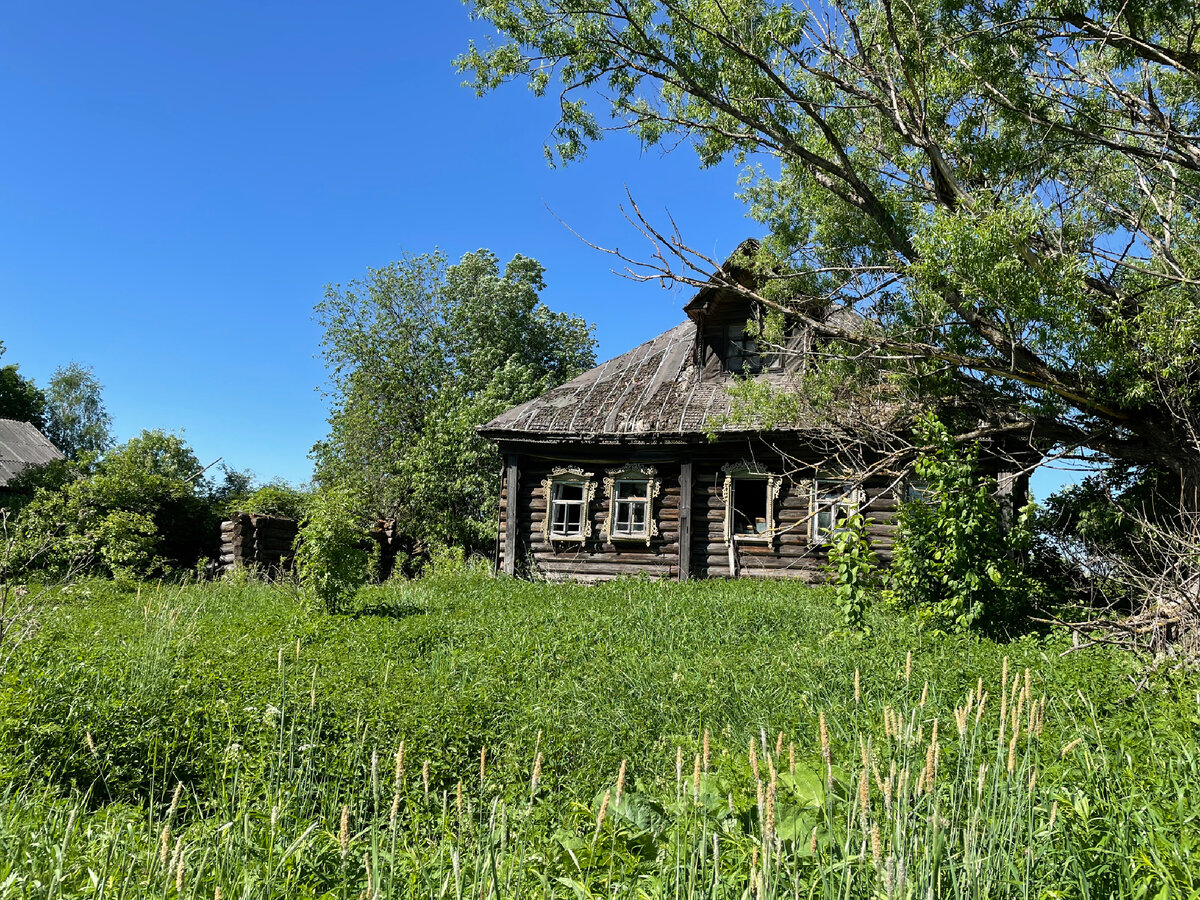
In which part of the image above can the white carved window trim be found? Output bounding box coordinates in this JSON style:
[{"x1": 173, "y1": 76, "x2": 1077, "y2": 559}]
[
  {"x1": 720, "y1": 462, "x2": 784, "y2": 545},
  {"x1": 600, "y1": 466, "x2": 660, "y2": 545},
  {"x1": 810, "y1": 479, "x2": 866, "y2": 545},
  {"x1": 541, "y1": 467, "x2": 596, "y2": 543}
]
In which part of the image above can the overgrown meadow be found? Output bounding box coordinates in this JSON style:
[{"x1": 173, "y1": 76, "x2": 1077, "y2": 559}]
[{"x1": 1, "y1": 572, "x2": 1197, "y2": 898}]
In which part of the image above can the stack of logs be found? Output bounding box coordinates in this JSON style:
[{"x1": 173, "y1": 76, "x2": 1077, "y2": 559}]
[
  {"x1": 219, "y1": 513, "x2": 300, "y2": 576},
  {"x1": 218, "y1": 514, "x2": 404, "y2": 580}
]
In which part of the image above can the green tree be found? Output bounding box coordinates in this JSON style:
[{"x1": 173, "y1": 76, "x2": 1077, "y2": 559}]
[
  {"x1": 313, "y1": 249, "x2": 595, "y2": 558},
  {"x1": 11, "y1": 429, "x2": 218, "y2": 578},
  {"x1": 458, "y1": 0, "x2": 1200, "y2": 498},
  {"x1": 42, "y1": 362, "x2": 113, "y2": 460},
  {"x1": 0, "y1": 342, "x2": 47, "y2": 429}
]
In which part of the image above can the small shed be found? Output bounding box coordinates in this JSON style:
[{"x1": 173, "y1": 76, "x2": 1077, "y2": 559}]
[{"x1": 0, "y1": 418, "x2": 64, "y2": 493}]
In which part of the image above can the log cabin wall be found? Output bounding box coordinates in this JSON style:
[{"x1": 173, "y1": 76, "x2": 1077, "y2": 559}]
[{"x1": 496, "y1": 442, "x2": 907, "y2": 584}]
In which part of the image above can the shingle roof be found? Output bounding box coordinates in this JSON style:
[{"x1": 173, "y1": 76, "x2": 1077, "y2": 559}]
[
  {"x1": 479, "y1": 321, "x2": 807, "y2": 443},
  {"x1": 0, "y1": 419, "x2": 64, "y2": 486}
]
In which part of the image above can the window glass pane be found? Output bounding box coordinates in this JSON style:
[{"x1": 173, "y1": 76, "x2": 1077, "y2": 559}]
[
  {"x1": 616, "y1": 480, "x2": 645, "y2": 500},
  {"x1": 555, "y1": 482, "x2": 583, "y2": 503},
  {"x1": 615, "y1": 501, "x2": 632, "y2": 533},
  {"x1": 631, "y1": 503, "x2": 646, "y2": 530}
]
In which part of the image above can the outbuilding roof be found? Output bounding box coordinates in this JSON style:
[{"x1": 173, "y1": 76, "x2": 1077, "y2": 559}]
[{"x1": 0, "y1": 419, "x2": 64, "y2": 486}]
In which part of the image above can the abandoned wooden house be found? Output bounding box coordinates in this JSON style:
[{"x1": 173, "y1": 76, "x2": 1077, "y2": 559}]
[
  {"x1": 0, "y1": 418, "x2": 64, "y2": 502},
  {"x1": 479, "y1": 253, "x2": 1028, "y2": 583}
]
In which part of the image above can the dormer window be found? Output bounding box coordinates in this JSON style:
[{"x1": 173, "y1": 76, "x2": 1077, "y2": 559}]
[{"x1": 722, "y1": 322, "x2": 763, "y2": 374}]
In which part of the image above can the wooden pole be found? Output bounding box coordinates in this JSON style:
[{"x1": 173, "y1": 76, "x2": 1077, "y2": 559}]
[
  {"x1": 678, "y1": 459, "x2": 693, "y2": 582},
  {"x1": 503, "y1": 454, "x2": 520, "y2": 576}
]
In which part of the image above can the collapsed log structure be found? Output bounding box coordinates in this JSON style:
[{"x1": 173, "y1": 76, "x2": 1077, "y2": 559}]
[{"x1": 219, "y1": 513, "x2": 299, "y2": 576}]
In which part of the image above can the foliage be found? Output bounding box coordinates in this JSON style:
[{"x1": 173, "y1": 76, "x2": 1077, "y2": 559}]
[
  {"x1": 0, "y1": 576, "x2": 1196, "y2": 898},
  {"x1": 822, "y1": 507, "x2": 877, "y2": 632},
  {"x1": 8, "y1": 429, "x2": 219, "y2": 578},
  {"x1": 886, "y1": 417, "x2": 1040, "y2": 632},
  {"x1": 41, "y1": 361, "x2": 112, "y2": 460},
  {"x1": 223, "y1": 478, "x2": 312, "y2": 521},
  {"x1": 458, "y1": 0, "x2": 1200, "y2": 543},
  {"x1": 294, "y1": 486, "x2": 369, "y2": 612},
  {"x1": 313, "y1": 249, "x2": 595, "y2": 559},
  {"x1": 0, "y1": 341, "x2": 47, "y2": 429}
]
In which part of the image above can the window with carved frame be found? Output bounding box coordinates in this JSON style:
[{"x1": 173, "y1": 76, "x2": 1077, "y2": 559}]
[
  {"x1": 721, "y1": 464, "x2": 784, "y2": 544},
  {"x1": 810, "y1": 479, "x2": 863, "y2": 544},
  {"x1": 601, "y1": 466, "x2": 660, "y2": 544},
  {"x1": 541, "y1": 468, "x2": 596, "y2": 543}
]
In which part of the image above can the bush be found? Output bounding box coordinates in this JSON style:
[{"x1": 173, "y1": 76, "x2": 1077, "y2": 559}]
[
  {"x1": 886, "y1": 415, "x2": 1040, "y2": 632},
  {"x1": 823, "y1": 508, "x2": 878, "y2": 632},
  {"x1": 295, "y1": 487, "x2": 370, "y2": 612}
]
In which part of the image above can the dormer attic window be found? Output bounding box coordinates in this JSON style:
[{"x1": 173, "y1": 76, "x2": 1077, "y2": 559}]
[{"x1": 723, "y1": 322, "x2": 763, "y2": 374}]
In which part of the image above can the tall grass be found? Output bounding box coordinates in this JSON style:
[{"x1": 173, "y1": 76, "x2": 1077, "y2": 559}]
[{"x1": 0, "y1": 575, "x2": 1196, "y2": 897}]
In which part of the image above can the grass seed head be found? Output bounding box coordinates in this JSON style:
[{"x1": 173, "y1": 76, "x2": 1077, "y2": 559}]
[
  {"x1": 423, "y1": 760, "x2": 432, "y2": 802},
  {"x1": 788, "y1": 741, "x2": 795, "y2": 775},
  {"x1": 858, "y1": 767, "x2": 870, "y2": 818},
  {"x1": 594, "y1": 789, "x2": 610, "y2": 838},
  {"x1": 775, "y1": 730, "x2": 784, "y2": 757},
  {"x1": 159, "y1": 824, "x2": 170, "y2": 866},
  {"x1": 676, "y1": 746, "x2": 683, "y2": 790},
  {"x1": 394, "y1": 742, "x2": 405, "y2": 785},
  {"x1": 615, "y1": 758, "x2": 627, "y2": 806},
  {"x1": 905, "y1": 650, "x2": 912, "y2": 682},
  {"x1": 819, "y1": 711, "x2": 830, "y2": 765},
  {"x1": 871, "y1": 824, "x2": 883, "y2": 870},
  {"x1": 703, "y1": 729, "x2": 711, "y2": 771},
  {"x1": 854, "y1": 667, "x2": 861, "y2": 704},
  {"x1": 339, "y1": 805, "x2": 350, "y2": 858},
  {"x1": 920, "y1": 681, "x2": 929, "y2": 707},
  {"x1": 693, "y1": 752, "x2": 702, "y2": 801},
  {"x1": 1007, "y1": 732, "x2": 1018, "y2": 775},
  {"x1": 1060, "y1": 738, "x2": 1082, "y2": 759},
  {"x1": 529, "y1": 752, "x2": 542, "y2": 801},
  {"x1": 977, "y1": 762, "x2": 987, "y2": 796},
  {"x1": 479, "y1": 746, "x2": 487, "y2": 783},
  {"x1": 749, "y1": 739, "x2": 760, "y2": 780}
]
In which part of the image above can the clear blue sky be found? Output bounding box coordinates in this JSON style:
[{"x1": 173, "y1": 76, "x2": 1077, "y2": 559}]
[{"x1": 0, "y1": 2, "x2": 1073, "y2": 497}]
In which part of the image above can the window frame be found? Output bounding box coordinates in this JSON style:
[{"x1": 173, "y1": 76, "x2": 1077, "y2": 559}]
[
  {"x1": 810, "y1": 479, "x2": 863, "y2": 545},
  {"x1": 721, "y1": 465, "x2": 783, "y2": 545},
  {"x1": 540, "y1": 467, "x2": 596, "y2": 544},
  {"x1": 601, "y1": 466, "x2": 660, "y2": 545}
]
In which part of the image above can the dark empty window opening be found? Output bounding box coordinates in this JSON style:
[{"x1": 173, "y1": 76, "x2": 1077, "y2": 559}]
[
  {"x1": 549, "y1": 481, "x2": 586, "y2": 538},
  {"x1": 732, "y1": 478, "x2": 769, "y2": 537},
  {"x1": 723, "y1": 323, "x2": 764, "y2": 374}
]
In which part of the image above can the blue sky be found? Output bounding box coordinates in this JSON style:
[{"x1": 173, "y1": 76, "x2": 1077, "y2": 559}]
[
  {"x1": 0, "y1": 2, "x2": 1075, "y2": 497},
  {"x1": 0, "y1": 2, "x2": 754, "y2": 487}
]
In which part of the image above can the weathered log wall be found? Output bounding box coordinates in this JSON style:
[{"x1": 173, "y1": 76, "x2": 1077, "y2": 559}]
[
  {"x1": 496, "y1": 445, "x2": 907, "y2": 584},
  {"x1": 219, "y1": 513, "x2": 299, "y2": 576}
]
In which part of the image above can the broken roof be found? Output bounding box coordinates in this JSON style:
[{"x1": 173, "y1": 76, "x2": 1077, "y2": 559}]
[{"x1": 0, "y1": 419, "x2": 64, "y2": 486}]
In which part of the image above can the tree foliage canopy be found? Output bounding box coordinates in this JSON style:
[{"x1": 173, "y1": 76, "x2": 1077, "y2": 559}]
[
  {"x1": 312, "y1": 249, "x2": 596, "y2": 556},
  {"x1": 0, "y1": 342, "x2": 47, "y2": 430},
  {"x1": 459, "y1": 0, "x2": 1200, "y2": 490},
  {"x1": 43, "y1": 362, "x2": 113, "y2": 461}
]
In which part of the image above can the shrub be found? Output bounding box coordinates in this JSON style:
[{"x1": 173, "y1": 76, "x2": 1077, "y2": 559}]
[
  {"x1": 886, "y1": 415, "x2": 1040, "y2": 632},
  {"x1": 823, "y1": 508, "x2": 878, "y2": 632},
  {"x1": 295, "y1": 486, "x2": 369, "y2": 612}
]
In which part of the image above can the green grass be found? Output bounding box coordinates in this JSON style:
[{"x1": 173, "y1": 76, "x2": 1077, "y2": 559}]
[{"x1": 1, "y1": 571, "x2": 1198, "y2": 898}]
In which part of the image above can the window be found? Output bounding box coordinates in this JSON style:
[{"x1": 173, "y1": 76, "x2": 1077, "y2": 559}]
[
  {"x1": 721, "y1": 466, "x2": 783, "y2": 544},
  {"x1": 601, "y1": 466, "x2": 660, "y2": 544},
  {"x1": 811, "y1": 480, "x2": 860, "y2": 543},
  {"x1": 722, "y1": 322, "x2": 763, "y2": 374},
  {"x1": 612, "y1": 480, "x2": 649, "y2": 537},
  {"x1": 903, "y1": 479, "x2": 932, "y2": 503},
  {"x1": 540, "y1": 468, "x2": 596, "y2": 543},
  {"x1": 731, "y1": 478, "x2": 769, "y2": 537},
  {"x1": 549, "y1": 481, "x2": 586, "y2": 538}
]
